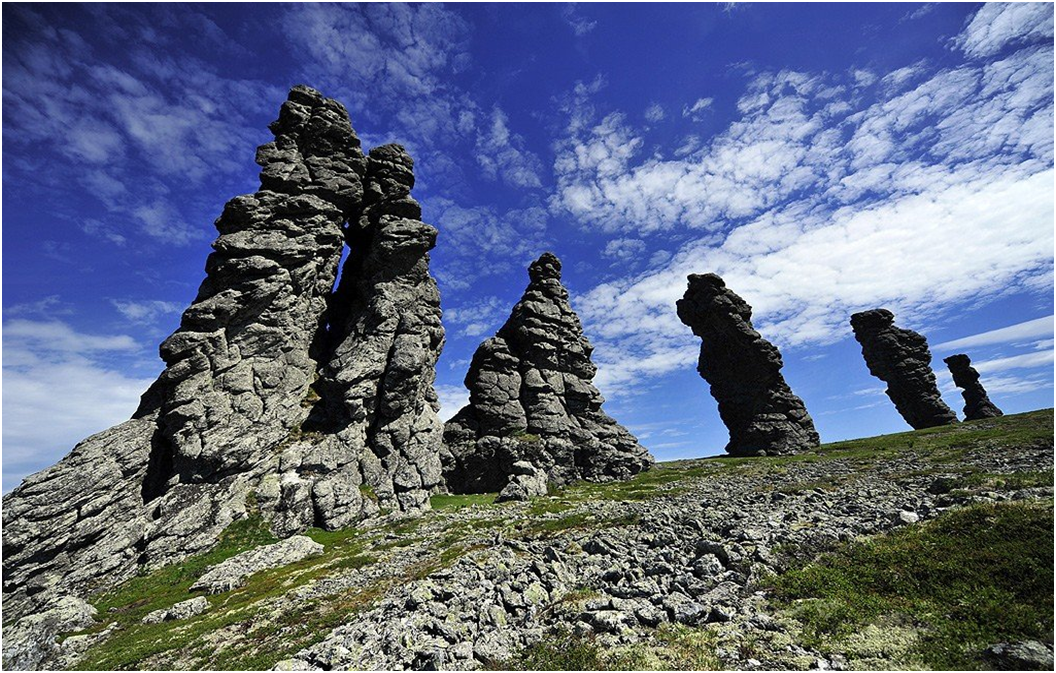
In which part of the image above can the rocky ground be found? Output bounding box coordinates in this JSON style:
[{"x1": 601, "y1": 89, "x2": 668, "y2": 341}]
[{"x1": 13, "y1": 410, "x2": 1053, "y2": 671}]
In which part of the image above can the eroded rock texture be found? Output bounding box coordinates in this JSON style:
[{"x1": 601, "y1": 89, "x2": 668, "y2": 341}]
[
  {"x1": 1, "y1": 86, "x2": 445, "y2": 631},
  {"x1": 676, "y1": 273, "x2": 819, "y2": 456},
  {"x1": 442, "y1": 252, "x2": 653, "y2": 493},
  {"x1": 850, "y1": 309, "x2": 957, "y2": 429},
  {"x1": 943, "y1": 354, "x2": 1003, "y2": 420}
]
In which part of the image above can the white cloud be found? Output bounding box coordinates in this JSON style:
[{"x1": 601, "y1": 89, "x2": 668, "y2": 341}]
[
  {"x1": 683, "y1": 97, "x2": 714, "y2": 120},
  {"x1": 111, "y1": 299, "x2": 183, "y2": 325},
  {"x1": 933, "y1": 315, "x2": 1054, "y2": 351},
  {"x1": 561, "y1": 4, "x2": 597, "y2": 37},
  {"x1": 953, "y1": 2, "x2": 1054, "y2": 58},
  {"x1": 901, "y1": 3, "x2": 937, "y2": 23},
  {"x1": 2, "y1": 319, "x2": 157, "y2": 492},
  {"x1": 602, "y1": 238, "x2": 647, "y2": 262},
  {"x1": 718, "y1": 0, "x2": 751, "y2": 14},
  {"x1": 475, "y1": 107, "x2": 544, "y2": 189},
  {"x1": 444, "y1": 296, "x2": 508, "y2": 337},
  {"x1": 557, "y1": 12, "x2": 1054, "y2": 398},
  {"x1": 644, "y1": 103, "x2": 665, "y2": 123},
  {"x1": 435, "y1": 384, "x2": 470, "y2": 422},
  {"x1": 973, "y1": 350, "x2": 1056, "y2": 375}
]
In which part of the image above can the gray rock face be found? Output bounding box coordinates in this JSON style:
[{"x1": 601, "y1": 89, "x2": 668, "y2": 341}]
[
  {"x1": 943, "y1": 354, "x2": 1003, "y2": 420},
  {"x1": 850, "y1": 309, "x2": 958, "y2": 429},
  {"x1": 1, "y1": 596, "x2": 97, "y2": 670},
  {"x1": 984, "y1": 640, "x2": 1054, "y2": 671},
  {"x1": 675, "y1": 273, "x2": 819, "y2": 456},
  {"x1": 443, "y1": 252, "x2": 653, "y2": 493},
  {"x1": 2, "y1": 85, "x2": 445, "y2": 631},
  {"x1": 191, "y1": 536, "x2": 324, "y2": 594}
]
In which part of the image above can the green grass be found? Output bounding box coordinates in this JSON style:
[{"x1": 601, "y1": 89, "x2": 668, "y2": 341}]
[
  {"x1": 770, "y1": 500, "x2": 1054, "y2": 670},
  {"x1": 429, "y1": 492, "x2": 498, "y2": 509}
]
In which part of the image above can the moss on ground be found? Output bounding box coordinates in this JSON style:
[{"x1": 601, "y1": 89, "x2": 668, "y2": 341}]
[
  {"x1": 770, "y1": 500, "x2": 1055, "y2": 670},
  {"x1": 429, "y1": 492, "x2": 498, "y2": 509}
]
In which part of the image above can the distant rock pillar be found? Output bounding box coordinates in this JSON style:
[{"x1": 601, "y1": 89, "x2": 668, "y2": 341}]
[
  {"x1": 676, "y1": 273, "x2": 820, "y2": 456},
  {"x1": 849, "y1": 309, "x2": 958, "y2": 429},
  {"x1": 943, "y1": 354, "x2": 1003, "y2": 420}
]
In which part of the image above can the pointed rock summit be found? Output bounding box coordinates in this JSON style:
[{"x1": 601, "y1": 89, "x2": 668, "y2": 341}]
[
  {"x1": 850, "y1": 308, "x2": 957, "y2": 429},
  {"x1": 943, "y1": 354, "x2": 1003, "y2": 420},
  {"x1": 442, "y1": 252, "x2": 653, "y2": 494},
  {"x1": 676, "y1": 273, "x2": 819, "y2": 456},
  {"x1": 2, "y1": 86, "x2": 445, "y2": 622}
]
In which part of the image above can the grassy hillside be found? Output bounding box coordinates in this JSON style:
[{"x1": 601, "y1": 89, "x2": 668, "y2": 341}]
[{"x1": 71, "y1": 409, "x2": 1053, "y2": 670}]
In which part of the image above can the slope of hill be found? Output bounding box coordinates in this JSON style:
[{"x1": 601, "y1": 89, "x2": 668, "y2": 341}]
[{"x1": 9, "y1": 410, "x2": 1053, "y2": 671}]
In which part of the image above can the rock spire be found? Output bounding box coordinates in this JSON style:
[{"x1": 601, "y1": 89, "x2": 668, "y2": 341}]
[
  {"x1": 943, "y1": 354, "x2": 1003, "y2": 420},
  {"x1": 849, "y1": 308, "x2": 957, "y2": 429},
  {"x1": 2, "y1": 85, "x2": 445, "y2": 622},
  {"x1": 676, "y1": 273, "x2": 819, "y2": 456},
  {"x1": 442, "y1": 252, "x2": 653, "y2": 494}
]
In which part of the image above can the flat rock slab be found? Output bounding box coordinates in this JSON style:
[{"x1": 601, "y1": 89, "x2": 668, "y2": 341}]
[{"x1": 191, "y1": 536, "x2": 324, "y2": 594}]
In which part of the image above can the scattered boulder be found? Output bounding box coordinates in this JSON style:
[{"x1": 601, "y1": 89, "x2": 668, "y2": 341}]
[
  {"x1": 142, "y1": 596, "x2": 210, "y2": 624},
  {"x1": 984, "y1": 640, "x2": 1054, "y2": 670},
  {"x1": 191, "y1": 535, "x2": 324, "y2": 594},
  {"x1": 943, "y1": 354, "x2": 1003, "y2": 420},
  {"x1": 849, "y1": 309, "x2": 958, "y2": 429},
  {"x1": 496, "y1": 462, "x2": 549, "y2": 502},
  {"x1": 442, "y1": 252, "x2": 653, "y2": 493},
  {"x1": 2, "y1": 85, "x2": 446, "y2": 627},
  {"x1": 675, "y1": 273, "x2": 820, "y2": 456}
]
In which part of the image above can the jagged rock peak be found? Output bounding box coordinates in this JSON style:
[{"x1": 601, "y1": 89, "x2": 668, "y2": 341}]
[
  {"x1": 442, "y1": 252, "x2": 653, "y2": 494},
  {"x1": 676, "y1": 273, "x2": 820, "y2": 457},
  {"x1": 943, "y1": 353, "x2": 1003, "y2": 420},
  {"x1": 850, "y1": 308, "x2": 958, "y2": 429},
  {"x1": 1, "y1": 85, "x2": 446, "y2": 637}
]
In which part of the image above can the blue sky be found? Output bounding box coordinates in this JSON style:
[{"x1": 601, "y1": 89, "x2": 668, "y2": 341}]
[{"x1": 3, "y1": 2, "x2": 1053, "y2": 492}]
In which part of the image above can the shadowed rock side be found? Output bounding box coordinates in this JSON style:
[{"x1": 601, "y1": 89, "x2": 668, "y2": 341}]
[
  {"x1": 676, "y1": 273, "x2": 819, "y2": 457},
  {"x1": 1, "y1": 85, "x2": 445, "y2": 627},
  {"x1": 442, "y1": 252, "x2": 653, "y2": 494},
  {"x1": 850, "y1": 309, "x2": 958, "y2": 429},
  {"x1": 943, "y1": 354, "x2": 1003, "y2": 420}
]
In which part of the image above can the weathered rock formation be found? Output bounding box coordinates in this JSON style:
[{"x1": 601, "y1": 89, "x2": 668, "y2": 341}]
[
  {"x1": 943, "y1": 354, "x2": 1003, "y2": 420},
  {"x1": 2, "y1": 86, "x2": 445, "y2": 628},
  {"x1": 850, "y1": 309, "x2": 958, "y2": 429},
  {"x1": 675, "y1": 273, "x2": 819, "y2": 456},
  {"x1": 442, "y1": 252, "x2": 653, "y2": 493}
]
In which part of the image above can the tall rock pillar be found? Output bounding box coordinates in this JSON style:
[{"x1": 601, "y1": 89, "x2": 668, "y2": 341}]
[{"x1": 943, "y1": 354, "x2": 1003, "y2": 420}]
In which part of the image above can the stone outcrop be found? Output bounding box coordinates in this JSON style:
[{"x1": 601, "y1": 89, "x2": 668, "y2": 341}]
[
  {"x1": 943, "y1": 354, "x2": 1003, "y2": 420},
  {"x1": 850, "y1": 309, "x2": 957, "y2": 429},
  {"x1": 675, "y1": 273, "x2": 819, "y2": 456},
  {"x1": 2, "y1": 86, "x2": 445, "y2": 631},
  {"x1": 442, "y1": 252, "x2": 653, "y2": 494},
  {"x1": 191, "y1": 536, "x2": 324, "y2": 594}
]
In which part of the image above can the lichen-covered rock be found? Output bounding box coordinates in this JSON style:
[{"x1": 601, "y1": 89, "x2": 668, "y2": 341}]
[
  {"x1": 142, "y1": 596, "x2": 210, "y2": 624},
  {"x1": 675, "y1": 273, "x2": 819, "y2": 456},
  {"x1": 943, "y1": 354, "x2": 1003, "y2": 420},
  {"x1": 1, "y1": 596, "x2": 97, "y2": 670},
  {"x1": 850, "y1": 309, "x2": 958, "y2": 429},
  {"x1": 443, "y1": 253, "x2": 653, "y2": 493},
  {"x1": 191, "y1": 536, "x2": 324, "y2": 594},
  {"x1": 2, "y1": 85, "x2": 446, "y2": 639}
]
